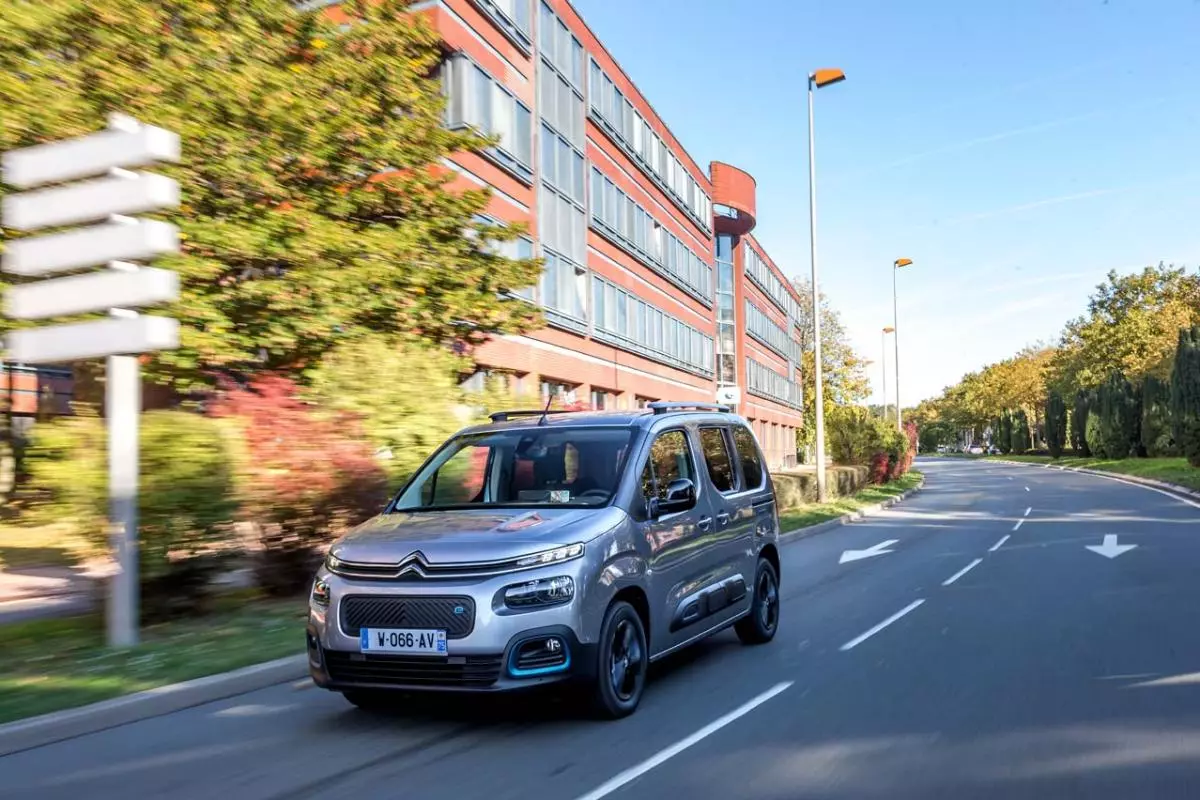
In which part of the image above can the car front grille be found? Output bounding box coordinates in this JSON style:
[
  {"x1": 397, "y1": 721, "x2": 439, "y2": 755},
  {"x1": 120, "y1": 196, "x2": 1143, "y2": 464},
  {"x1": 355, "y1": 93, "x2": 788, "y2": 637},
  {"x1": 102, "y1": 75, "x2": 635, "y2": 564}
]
[
  {"x1": 340, "y1": 595, "x2": 475, "y2": 639},
  {"x1": 324, "y1": 651, "x2": 502, "y2": 688}
]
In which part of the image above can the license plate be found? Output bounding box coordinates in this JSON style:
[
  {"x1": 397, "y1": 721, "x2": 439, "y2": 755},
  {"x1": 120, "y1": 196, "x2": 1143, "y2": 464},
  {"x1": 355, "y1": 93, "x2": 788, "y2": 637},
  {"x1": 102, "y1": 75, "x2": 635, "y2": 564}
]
[{"x1": 360, "y1": 628, "x2": 447, "y2": 655}]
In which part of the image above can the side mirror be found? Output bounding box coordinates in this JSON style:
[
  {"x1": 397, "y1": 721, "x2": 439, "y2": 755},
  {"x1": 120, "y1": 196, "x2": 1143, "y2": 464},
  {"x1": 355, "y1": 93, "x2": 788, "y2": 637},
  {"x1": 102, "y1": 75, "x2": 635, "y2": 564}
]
[{"x1": 651, "y1": 478, "x2": 696, "y2": 517}]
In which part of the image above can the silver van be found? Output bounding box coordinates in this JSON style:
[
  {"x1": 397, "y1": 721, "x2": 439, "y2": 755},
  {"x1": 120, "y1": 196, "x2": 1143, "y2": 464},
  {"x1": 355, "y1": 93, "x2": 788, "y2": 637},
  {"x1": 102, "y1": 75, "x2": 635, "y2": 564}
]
[{"x1": 307, "y1": 402, "x2": 783, "y2": 718}]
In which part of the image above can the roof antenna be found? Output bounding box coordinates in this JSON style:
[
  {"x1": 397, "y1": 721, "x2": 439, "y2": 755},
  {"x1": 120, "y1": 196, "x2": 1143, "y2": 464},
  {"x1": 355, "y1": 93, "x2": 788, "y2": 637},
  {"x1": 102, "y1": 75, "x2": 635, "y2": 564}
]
[{"x1": 537, "y1": 391, "x2": 553, "y2": 426}]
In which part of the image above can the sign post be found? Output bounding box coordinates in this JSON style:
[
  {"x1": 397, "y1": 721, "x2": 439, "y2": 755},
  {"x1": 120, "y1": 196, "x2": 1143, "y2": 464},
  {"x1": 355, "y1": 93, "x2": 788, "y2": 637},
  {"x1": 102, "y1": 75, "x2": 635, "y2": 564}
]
[{"x1": 2, "y1": 113, "x2": 182, "y2": 647}]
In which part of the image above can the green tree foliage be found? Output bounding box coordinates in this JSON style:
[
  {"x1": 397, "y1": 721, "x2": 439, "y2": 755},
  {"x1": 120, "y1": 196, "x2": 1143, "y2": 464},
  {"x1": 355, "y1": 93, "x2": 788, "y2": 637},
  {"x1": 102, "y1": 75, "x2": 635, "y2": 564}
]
[
  {"x1": 0, "y1": 0, "x2": 542, "y2": 392},
  {"x1": 1045, "y1": 391, "x2": 1068, "y2": 459},
  {"x1": 1050, "y1": 265, "x2": 1200, "y2": 396},
  {"x1": 1170, "y1": 326, "x2": 1200, "y2": 466},
  {"x1": 1095, "y1": 372, "x2": 1140, "y2": 459},
  {"x1": 825, "y1": 406, "x2": 907, "y2": 471},
  {"x1": 997, "y1": 410, "x2": 1013, "y2": 455},
  {"x1": 1140, "y1": 376, "x2": 1173, "y2": 457},
  {"x1": 1010, "y1": 409, "x2": 1030, "y2": 455},
  {"x1": 1085, "y1": 409, "x2": 1104, "y2": 458},
  {"x1": 307, "y1": 337, "x2": 474, "y2": 487},
  {"x1": 24, "y1": 410, "x2": 239, "y2": 617},
  {"x1": 1072, "y1": 389, "x2": 1093, "y2": 457}
]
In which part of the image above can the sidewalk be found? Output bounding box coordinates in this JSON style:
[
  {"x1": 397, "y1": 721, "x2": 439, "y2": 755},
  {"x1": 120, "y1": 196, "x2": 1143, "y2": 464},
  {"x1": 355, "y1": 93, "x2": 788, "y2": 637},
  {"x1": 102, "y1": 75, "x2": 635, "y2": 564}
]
[{"x1": 0, "y1": 561, "x2": 110, "y2": 624}]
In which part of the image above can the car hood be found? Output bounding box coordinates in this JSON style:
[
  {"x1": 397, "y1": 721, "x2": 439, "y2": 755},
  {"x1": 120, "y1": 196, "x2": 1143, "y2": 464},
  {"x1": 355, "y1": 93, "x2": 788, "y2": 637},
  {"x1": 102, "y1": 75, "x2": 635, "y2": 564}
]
[{"x1": 328, "y1": 506, "x2": 626, "y2": 565}]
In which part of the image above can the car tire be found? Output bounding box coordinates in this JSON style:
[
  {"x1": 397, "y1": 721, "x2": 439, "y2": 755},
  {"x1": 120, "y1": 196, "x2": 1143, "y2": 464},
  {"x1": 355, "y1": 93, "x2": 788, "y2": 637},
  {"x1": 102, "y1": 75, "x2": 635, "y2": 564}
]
[
  {"x1": 735, "y1": 558, "x2": 780, "y2": 645},
  {"x1": 342, "y1": 690, "x2": 395, "y2": 712},
  {"x1": 590, "y1": 600, "x2": 648, "y2": 719}
]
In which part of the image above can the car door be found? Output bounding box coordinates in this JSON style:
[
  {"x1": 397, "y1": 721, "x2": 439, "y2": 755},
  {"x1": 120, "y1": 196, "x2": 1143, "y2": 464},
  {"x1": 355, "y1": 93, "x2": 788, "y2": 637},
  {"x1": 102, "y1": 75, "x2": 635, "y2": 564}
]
[
  {"x1": 696, "y1": 424, "x2": 758, "y2": 599},
  {"x1": 636, "y1": 426, "x2": 714, "y2": 652}
]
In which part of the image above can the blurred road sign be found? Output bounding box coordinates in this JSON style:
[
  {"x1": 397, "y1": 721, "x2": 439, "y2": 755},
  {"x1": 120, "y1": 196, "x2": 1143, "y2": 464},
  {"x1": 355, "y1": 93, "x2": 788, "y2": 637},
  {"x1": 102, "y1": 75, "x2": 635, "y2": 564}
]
[
  {"x1": 2, "y1": 219, "x2": 179, "y2": 277},
  {"x1": 1, "y1": 114, "x2": 180, "y2": 189},
  {"x1": 5, "y1": 316, "x2": 180, "y2": 364},
  {"x1": 1, "y1": 171, "x2": 179, "y2": 231},
  {"x1": 5, "y1": 267, "x2": 179, "y2": 320},
  {"x1": 716, "y1": 385, "x2": 742, "y2": 406}
]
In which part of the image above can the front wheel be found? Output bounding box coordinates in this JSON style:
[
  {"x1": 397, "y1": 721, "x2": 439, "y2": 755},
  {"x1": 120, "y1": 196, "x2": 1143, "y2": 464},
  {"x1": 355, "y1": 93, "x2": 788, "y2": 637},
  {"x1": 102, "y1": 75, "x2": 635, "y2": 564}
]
[
  {"x1": 736, "y1": 558, "x2": 780, "y2": 645},
  {"x1": 590, "y1": 600, "x2": 648, "y2": 719}
]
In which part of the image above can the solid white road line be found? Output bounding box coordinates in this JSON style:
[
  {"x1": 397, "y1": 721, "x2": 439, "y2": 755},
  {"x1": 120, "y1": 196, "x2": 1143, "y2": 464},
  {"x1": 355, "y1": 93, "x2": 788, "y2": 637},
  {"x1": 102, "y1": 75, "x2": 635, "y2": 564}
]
[
  {"x1": 990, "y1": 534, "x2": 1010, "y2": 552},
  {"x1": 840, "y1": 600, "x2": 926, "y2": 651},
  {"x1": 572, "y1": 682, "x2": 793, "y2": 800},
  {"x1": 1012, "y1": 518, "x2": 1024, "y2": 531},
  {"x1": 942, "y1": 558, "x2": 983, "y2": 586},
  {"x1": 1024, "y1": 507, "x2": 1032, "y2": 517}
]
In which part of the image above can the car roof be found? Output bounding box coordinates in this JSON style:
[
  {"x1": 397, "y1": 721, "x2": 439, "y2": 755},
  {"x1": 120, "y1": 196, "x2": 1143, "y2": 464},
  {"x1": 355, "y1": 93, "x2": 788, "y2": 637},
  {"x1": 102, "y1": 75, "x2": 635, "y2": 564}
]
[{"x1": 456, "y1": 408, "x2": 749, "y2": 437}]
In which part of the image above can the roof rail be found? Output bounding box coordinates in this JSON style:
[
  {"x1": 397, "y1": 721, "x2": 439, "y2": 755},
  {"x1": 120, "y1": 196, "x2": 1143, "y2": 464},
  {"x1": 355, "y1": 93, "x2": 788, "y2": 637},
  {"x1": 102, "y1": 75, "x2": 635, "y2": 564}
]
[
  {"x1": 488, "y1": 408, "x2": 588, "y2": 423},
  {"x1": 647, "y1": 401, "x2": 731, "y2": 415}
]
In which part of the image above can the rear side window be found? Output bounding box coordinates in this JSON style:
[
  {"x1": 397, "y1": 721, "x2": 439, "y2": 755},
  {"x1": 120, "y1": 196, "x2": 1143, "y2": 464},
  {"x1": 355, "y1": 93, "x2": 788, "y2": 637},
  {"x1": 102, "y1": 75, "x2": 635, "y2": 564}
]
[
  {"x1": 642, "y1": 429, "x2": 694, "y2": 500},
  {"x1": 699, "y1": 427, "x2": 737, "y2": 493},
  {"x1": 732, "y1": 426, "x2": 764, "y2": 490}
]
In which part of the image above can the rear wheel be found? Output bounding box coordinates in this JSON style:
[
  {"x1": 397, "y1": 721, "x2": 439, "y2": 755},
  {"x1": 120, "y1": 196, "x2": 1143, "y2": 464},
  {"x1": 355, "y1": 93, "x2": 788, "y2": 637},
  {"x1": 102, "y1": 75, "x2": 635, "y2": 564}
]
[
  {"x1": 735, "y1": 558, "x2": 780, "y2": 645},
  {"x1": 590, "y1": 600, "x2": 648, "y2": 719}
]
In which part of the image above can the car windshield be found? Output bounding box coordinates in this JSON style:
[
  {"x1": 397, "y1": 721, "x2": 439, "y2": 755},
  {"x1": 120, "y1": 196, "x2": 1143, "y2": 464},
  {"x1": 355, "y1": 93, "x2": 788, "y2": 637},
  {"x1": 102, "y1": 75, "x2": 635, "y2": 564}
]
[{"x1": 392, "y1": 425, "x2": 637, "y2": 511}]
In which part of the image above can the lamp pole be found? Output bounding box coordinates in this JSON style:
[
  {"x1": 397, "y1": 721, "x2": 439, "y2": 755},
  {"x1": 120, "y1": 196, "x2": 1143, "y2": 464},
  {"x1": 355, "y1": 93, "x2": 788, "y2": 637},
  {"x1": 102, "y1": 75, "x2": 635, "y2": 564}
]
[
  {"x1": 806, "y1": 68, "x2": 845, "y2": 503},
  {"x1": 892, "y1": 258, "x2": 912, "y2": 432},
  {"x1": 881, "y1": 326, "x2": 894, "y2": 421}
]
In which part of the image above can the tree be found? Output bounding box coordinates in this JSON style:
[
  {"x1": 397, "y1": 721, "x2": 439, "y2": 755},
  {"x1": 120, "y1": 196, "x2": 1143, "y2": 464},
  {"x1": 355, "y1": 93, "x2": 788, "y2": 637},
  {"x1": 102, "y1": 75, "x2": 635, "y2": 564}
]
[
  {"x1": 1170, "y1": 326, "x2": 1200, "y2": 466},
  {"x1": 1050, "y1": 265, "x2": 1200, "y2": 396},
  {"x1": 0, "y1": 0, "x2": 542, "y2": 393},
  {"x1": 1072, "y1": 389, "x2": 1093, "y2": 457},
  {"x1": 998, "y1": 410, "x2": 1013, "y2": 455},
  {"x1": 1045, "y1": 391, "x2": 1067, "y2": 459},
  {"x1": 1141, "y1": 376, "x2": 1173, "y2": 456},
  {"x1": 1096, "y1": 372, "x2": 1140, "y2": 459},
  {"x1": 1010, "y1": 409, "x2": 1030, "y2": 455},
  {"x1": 791, "y1": 279, "x2": 870, "y2": 457}
]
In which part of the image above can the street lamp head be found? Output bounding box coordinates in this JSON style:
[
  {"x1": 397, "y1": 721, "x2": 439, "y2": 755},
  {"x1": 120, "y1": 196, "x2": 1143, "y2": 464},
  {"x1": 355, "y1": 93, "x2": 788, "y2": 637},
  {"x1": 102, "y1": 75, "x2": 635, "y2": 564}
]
[
  {"x1": 894, "y1": 258, "x2": 913, "y2": 268},
  {"x1": 809, "y1": 68, "x2": 846, "y2": 88},
  {"x1": 883, "y1": 326, "x2": 895, "y2": 334}
]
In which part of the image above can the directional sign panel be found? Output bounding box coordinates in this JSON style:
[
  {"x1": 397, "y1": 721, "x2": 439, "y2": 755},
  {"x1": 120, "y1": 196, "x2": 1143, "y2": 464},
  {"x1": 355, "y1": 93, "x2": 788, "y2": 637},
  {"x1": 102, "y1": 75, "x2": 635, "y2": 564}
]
[
  {"x1": 5, "y1": 316, "x2": 179, "y2": 364},
  {"x1": 1, "y1": 120, "x2": 181, "y2": 190},
  {"x1": 5, "y1": 268, "x2": 179, "y2": 320},
  {"x1": 2, "y1": 219, "x2": 179, "y2": 277},
  {"x1": 1, "y1": 172, "x2": 179, "y2": 232}
]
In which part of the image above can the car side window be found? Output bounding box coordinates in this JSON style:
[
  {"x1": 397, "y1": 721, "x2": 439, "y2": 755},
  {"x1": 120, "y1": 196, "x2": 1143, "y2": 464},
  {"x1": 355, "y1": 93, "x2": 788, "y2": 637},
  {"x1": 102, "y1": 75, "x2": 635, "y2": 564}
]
[
  {"x1": 732, "y1": 426, "x2": 764, "y2": 490},
  {"x1": 699, "y1": 426, "x2": 738, "y2": 493},
  {"x1": 642, "y1": 429, "x2": 694, "y2": 501}
]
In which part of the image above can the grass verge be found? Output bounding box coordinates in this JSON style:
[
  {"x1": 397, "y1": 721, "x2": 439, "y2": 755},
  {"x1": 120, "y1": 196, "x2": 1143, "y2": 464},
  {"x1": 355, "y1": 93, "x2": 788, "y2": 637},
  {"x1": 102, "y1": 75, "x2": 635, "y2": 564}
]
[
  {"x1": 983, "y1": 454, "x2": 1200, "y2": 491},
  {"x1": 778, "y1": 471, "x2": 923, "y2": 532},
  {"x1": 0, "y1": 590, "x2": 307, "y2": 725}
]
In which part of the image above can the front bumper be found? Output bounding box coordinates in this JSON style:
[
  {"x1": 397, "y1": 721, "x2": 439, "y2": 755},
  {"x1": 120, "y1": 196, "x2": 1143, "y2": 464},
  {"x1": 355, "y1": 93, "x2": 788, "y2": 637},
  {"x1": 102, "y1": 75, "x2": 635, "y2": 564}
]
[{"x1": 308, "y1": 623, "x2": 597, "y2": 693}]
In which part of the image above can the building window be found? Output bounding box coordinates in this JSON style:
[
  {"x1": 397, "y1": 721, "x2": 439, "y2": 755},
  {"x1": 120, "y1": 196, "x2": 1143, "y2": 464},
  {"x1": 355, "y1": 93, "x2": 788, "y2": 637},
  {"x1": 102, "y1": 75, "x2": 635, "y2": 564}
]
[
  {"x1": 745, "y1": 301, "x2": 791, "y2": 359},
  {"x1": 540, "y1": 379, "x2": 577, "y2": 404},
  {"x1": 745, "y1": 357, "x2": 802, "y2": 409},
  {"x1": 590, "y1": 389, "x2": 610, "y2": 409},
  {"x1": 443, "y1": 54, "x2": 533, "y2": 182},
  {"x1": 590, "y1": 275, "x2": 713, "y2": 377}
]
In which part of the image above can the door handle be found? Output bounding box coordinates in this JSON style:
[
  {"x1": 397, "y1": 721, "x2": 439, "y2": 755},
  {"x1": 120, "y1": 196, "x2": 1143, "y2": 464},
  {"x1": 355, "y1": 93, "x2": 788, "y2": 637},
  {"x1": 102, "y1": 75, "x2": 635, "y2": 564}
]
[
  {"x1": 716, "y1": 511, "x2": 731, "y2": 527},
  {"x1": 698, "y1": 516, "x2": 713, "y2": 532}
]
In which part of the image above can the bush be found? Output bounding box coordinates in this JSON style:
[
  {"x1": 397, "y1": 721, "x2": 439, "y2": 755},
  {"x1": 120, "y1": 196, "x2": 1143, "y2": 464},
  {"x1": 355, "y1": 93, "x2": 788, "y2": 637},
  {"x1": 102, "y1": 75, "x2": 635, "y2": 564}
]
[
  {"x1": 1010, "y1": 409, "x2": 1030, "y2": 455},
  {"x1": 869, "y1": 451, "x2": 891, "y2": 485},
  {"x1": 998, "y1": 411, "x2": 1013, "y2": 455},
  {"x1": 1072, "y1": 389, "x2": 1093, "y2": 457},
  {"x1": 1085, "y1": 409, "x2": 1105, "y2": 458},
  {"x1": 209, "y1": 376, "x2": 389, "y2": 596},
  {"x1": 1142, "y1": 376, "x2": 1172, "y2": 456},
  {"x1": 1045, "y1": 391, "x2": 1068, "y2": 459},
  {"x1": 1097, "y1": 372, "x2": 1140, "y2": 459},
  {"x1": 24, "y1": 409, "x2": 239, "y2": 620}
]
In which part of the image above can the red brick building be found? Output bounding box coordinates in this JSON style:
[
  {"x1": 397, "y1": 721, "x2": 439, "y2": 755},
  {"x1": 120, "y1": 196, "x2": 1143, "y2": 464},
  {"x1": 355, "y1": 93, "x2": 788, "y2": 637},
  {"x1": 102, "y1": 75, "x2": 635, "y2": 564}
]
[{"x1": 315, "y1": 0, "x2": 807, "y2": 468}]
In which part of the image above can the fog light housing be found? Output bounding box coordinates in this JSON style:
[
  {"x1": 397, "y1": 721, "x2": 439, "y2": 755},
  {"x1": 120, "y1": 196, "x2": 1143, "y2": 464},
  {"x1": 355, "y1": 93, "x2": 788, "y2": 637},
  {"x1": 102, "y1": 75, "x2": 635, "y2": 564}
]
[{"x1": 503, "y1": 576, "x2": 575, "y2": 609}]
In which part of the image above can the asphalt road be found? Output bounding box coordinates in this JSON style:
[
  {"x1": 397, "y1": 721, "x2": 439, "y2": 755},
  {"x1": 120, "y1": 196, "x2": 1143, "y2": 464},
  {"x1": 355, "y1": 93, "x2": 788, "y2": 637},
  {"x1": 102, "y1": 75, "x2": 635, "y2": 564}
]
[{"x1": 5, "y1": 457, "x2": 1200, "y2": 798}]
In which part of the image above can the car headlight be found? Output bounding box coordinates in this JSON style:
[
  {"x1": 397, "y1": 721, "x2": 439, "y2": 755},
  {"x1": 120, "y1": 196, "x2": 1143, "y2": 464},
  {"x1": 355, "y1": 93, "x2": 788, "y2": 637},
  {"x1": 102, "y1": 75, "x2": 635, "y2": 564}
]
[
  {"x1": 325, "y1": 553, "x2": 342, "y2": 572},
  {"x1": 311, "y1": 578, "x2": 331, "y2": 607},
  {"x1": 504, "y1": 576, "x2": 575, "y2": 608},
  {"x1": 515, "y1": 543, "x2": 584, "y2": 568}
]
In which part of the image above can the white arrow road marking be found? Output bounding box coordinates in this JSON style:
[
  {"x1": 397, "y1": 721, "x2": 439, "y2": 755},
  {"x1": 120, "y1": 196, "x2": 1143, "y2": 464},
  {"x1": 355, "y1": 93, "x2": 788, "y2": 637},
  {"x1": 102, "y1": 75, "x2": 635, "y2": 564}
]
[
  {"x1": 838, "y1": 539, "x2": 899, "y2": 564},
  {"x1": 1086, "y1": 534, "x2": 1137, "y2": 559}
]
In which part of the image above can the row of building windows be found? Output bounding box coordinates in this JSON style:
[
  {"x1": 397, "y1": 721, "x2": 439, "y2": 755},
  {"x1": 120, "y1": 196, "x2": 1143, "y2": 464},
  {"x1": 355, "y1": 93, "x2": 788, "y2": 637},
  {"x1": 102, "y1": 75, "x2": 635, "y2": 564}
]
[
  {"x1": 443, "y1": 54, "x2": 533, "y2": 182},
  {"x1": 589, "y1": 167, "x2": 712, "y2": 303},
  {"x1": 745, "y1": 357, "x2": 802, "y2": 409},
  {"x1": 537, "y1": 59, "x2": 585, "y2": 148},
  {"x1": 538, "y1": 1, "x2": 584, "y2": 89},
  {"x1": 744, "y1": 300, "x2": 798, "y2": 362},
  {"x1": 470, "y1": 0, "x2": 532, "y2": 51},
  {"x1": 587, "y1": 59, "x2": 712, "y2": 233},
  {"x1": 592, "y1": 275, "x2": 714, "y2": 376},
  {"x1": 744, "y1": 244, "x2": 802, "y2": 322}
]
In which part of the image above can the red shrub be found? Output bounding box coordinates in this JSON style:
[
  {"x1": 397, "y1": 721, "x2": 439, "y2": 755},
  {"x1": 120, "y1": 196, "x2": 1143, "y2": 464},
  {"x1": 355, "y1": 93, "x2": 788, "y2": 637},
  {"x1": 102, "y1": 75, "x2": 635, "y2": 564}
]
[
  {"x1": 869, "y1": 452, "x2": 891, "y2": 485},
  {"x1": 208, "y1": 375, "x2": 389, "y2": 595}
]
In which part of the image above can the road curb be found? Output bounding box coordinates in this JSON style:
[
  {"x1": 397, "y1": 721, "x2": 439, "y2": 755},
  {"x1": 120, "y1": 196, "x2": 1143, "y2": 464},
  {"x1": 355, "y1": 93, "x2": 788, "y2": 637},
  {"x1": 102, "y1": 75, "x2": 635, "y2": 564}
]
[
  {"x1": 984, "y1": 459, "x2": 1200, "y2": 505},
  {"x1": 0, "y1": 653, "x2": 308, "y2": 757},
  {"x1": 780, "y1": 475, "x2": 926, "y2": 543}
]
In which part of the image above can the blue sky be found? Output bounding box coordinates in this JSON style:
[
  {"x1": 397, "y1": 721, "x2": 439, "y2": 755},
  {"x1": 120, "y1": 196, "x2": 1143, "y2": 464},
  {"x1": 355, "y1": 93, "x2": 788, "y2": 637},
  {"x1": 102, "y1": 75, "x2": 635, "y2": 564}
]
[{"x1": 572, "y1": 0, "x2": 1200, "y2": 406}]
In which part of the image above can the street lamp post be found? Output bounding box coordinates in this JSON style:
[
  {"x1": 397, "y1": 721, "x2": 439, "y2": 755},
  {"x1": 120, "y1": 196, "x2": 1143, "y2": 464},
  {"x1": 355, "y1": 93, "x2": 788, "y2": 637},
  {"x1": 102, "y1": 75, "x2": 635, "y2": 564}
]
[
  {"x1": 881, "y1": 326, "x2": 894, "y2": 421},
  {"x1": 807, "y1": 67, "x2": 845, "y2": 503},
  {"x1": 892, "y1": 258, "x2": 912, "y2": 432}
]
